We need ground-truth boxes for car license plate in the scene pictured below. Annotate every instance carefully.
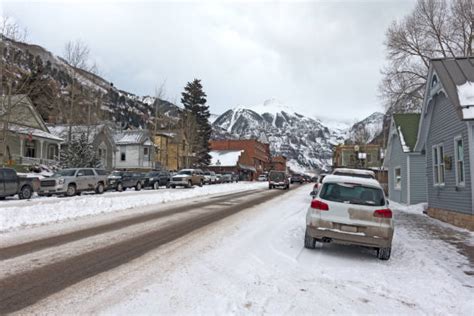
[340,225,357,233]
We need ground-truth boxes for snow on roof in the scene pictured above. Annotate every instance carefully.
[47,124,106,143]
[114,130,150,145]
[457,81,474,106]
[457,81,474,119]
[210,150,242,167]
[332,168,376,177]
[397,126,411,152]
[9,124,64,142]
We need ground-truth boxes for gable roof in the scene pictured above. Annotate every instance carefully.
[0,95,48,131]
[393,113,421,153]
[48,124,111,144]
[113,130,150,145]
[431,57,474,120]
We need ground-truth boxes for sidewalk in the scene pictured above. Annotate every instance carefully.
[392,203,474,278]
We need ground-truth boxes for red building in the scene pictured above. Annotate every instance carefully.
[271,155,287,171]
[209,139,271,180]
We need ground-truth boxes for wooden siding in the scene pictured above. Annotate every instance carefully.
[426,93,472,215]
[408,154,427,204]
[387,131,406,203]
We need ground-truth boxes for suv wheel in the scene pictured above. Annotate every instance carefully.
[377,247,391,260]
[66,184,77,197]
[19,185,32,200]
[199,180,203,187]
[153,182,159,190]
[135,182,142,191]
[96,182,105,194]
[116,183,124,192]
[304,229,316,249]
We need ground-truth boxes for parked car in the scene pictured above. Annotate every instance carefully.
[230,172,239,182]
[144,170,170,189]
[268,170,290,190]
[290,174,304,184]
[39,168,108,197]
[0,168,40,200]
[170,169,204,188]
[203,171,217,184]
[305,175,393,260]
[221,173,233,183]
[257,174,267,181]
[332,168,376,179]
[107,171,146,191]
[215,174,223,184]
[311,173,328,196]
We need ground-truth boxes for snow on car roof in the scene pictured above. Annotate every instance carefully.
[332,168,376,176]
[323,175,382,189]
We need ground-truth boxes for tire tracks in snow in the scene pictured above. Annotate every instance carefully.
[0,186,298,314]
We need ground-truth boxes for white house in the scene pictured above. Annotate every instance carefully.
[113,130,154,170]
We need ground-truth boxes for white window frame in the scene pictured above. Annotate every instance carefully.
[432,143,445,186]
[454,136,465,187]
[394,167,401,190]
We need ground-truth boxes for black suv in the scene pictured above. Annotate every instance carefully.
[144,170,170,189]
[290,174,304,184]
[107,171,146,191]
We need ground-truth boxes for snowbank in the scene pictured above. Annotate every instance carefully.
[0,182,267,232]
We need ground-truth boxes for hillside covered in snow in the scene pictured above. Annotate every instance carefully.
[212,99,384,173]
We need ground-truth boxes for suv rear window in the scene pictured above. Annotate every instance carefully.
[269,172,285,181]
[95,169,108,176]
[320,182,385,206]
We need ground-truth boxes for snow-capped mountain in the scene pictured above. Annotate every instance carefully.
[346,112,385,143]
[212,100,384,173]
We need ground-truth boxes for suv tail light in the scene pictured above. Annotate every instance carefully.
[374,209,392,218]
[311,199,329,211]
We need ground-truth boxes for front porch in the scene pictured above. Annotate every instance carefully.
[4,125,63,167]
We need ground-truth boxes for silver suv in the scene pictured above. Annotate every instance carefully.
[170,169,204,188]
[39,168,108,197]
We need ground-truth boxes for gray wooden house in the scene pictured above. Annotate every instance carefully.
[384,114,426,205]
[414,57,473,230]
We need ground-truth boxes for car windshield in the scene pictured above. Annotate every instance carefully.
[178,170,192,175]
[269,172,285,181]
[111,171,124,177]
[146,172,158,177]
[52,169,76,177]
[319,182,385,206]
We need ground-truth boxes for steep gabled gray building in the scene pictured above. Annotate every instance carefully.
[414,57,474,230]
[384,114,426,205]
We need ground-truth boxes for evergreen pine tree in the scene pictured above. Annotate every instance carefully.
[60,132,101,168]
[180,79,211,166]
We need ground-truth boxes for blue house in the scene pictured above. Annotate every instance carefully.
[384,113,427,205]
[414,57,474,230]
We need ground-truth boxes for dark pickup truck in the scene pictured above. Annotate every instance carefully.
[0,168,40,200]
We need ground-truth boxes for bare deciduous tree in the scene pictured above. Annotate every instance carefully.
[380,0,473,114]
[0,15,28,41]
[62,40,97,141]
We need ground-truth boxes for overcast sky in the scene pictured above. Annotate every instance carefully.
[3,0,415,122]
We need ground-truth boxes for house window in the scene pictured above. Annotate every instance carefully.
[120,147,126,161]
[432,144,445,185]
[454,137,465,186]
[143,147,149,156]
[394,167,401,190]
[25,141,36,158]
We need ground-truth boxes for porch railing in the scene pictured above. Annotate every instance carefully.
[11,155,59,166]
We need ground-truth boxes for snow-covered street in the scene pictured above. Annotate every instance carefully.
[0,182,267,232]
[14,184,473,315]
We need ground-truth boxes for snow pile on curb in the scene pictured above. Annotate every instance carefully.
[0,182,267,232]
[389,201,427,214]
